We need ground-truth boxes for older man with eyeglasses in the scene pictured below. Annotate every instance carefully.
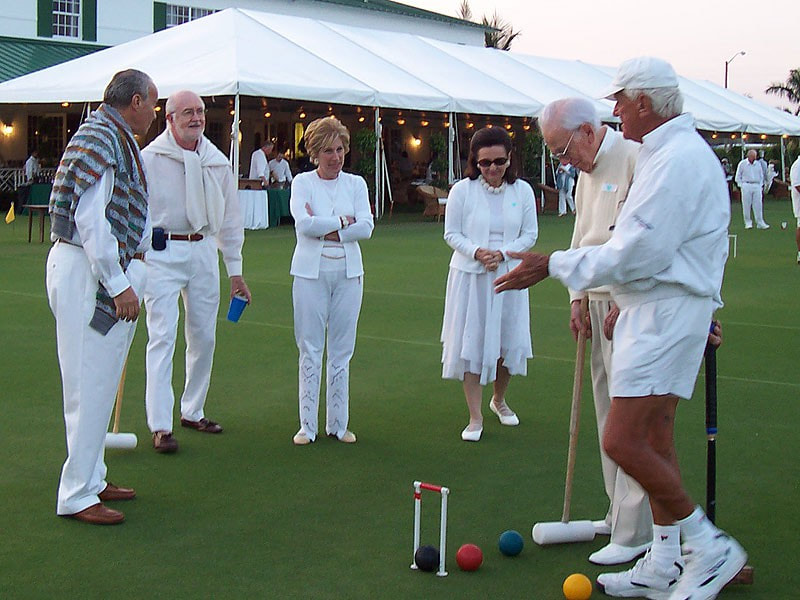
[539,97,653,567]
[496,58,746,600]
[141,90,251,454]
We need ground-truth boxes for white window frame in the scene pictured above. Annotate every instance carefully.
[166,4,216,28]
[52,0,81,39]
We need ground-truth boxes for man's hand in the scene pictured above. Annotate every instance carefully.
[494,251,550,292]
[569,299,591,342]
[708,320,723,348]
[603,302,619,340]
[230,276,252,303]
[113,287,140,322]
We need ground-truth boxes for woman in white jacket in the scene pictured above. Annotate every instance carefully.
[289,117,374,445]
[441,127,538,441]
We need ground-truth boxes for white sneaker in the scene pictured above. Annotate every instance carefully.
[744,223,753,229]
[596,549,684,599]
[489,398,519,426]
[756,223,770,229]
[667,532,747,600]
[292,431,313,445]
[590,541,652,565]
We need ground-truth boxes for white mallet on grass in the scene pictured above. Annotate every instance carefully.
[104,360,138,450]
[532,299,595,545]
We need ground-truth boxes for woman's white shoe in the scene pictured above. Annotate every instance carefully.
[461,425,483,441]
[489,399,519,426]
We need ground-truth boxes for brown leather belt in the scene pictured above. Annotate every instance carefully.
[132,252,145,261]
[167,233,204,241]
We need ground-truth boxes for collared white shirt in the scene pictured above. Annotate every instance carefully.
[735,159,764,186]
[269,157,293,183]
[249,149,270,182]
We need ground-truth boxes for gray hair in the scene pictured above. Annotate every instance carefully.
[103,69,154,109]
[624,87,683,119]
[539,98,601,133]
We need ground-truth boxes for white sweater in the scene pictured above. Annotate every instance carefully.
[549,113,729,309]
[568,128,639,302]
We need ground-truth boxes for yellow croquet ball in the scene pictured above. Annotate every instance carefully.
[562,573,592,600]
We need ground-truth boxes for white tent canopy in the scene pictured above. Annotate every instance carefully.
[1,7,799,135]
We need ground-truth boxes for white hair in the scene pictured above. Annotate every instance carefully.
[624,87,683,119]
[539,98,601,133]
[165,90,204,116]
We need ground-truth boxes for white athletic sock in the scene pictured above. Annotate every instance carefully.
[650,524,681,567]
[676,506,718,546]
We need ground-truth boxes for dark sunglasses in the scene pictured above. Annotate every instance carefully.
[476,157,509,168]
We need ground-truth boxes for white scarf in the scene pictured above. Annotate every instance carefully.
[145,129,228,234]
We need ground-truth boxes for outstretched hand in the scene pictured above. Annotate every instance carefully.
[494,251,550,292]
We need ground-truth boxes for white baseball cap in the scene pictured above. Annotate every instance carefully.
[601,56,679,99]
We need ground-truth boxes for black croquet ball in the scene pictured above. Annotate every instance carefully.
[414,545,440,572]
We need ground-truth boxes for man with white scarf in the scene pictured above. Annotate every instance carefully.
[142,90,251,454]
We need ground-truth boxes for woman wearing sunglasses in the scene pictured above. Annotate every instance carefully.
[441,126,539,441]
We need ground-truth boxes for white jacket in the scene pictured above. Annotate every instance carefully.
[289,170,374,279]
[444,177,538,273]
[549,113,730,309]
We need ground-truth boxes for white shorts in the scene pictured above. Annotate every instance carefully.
[610,295,712,400]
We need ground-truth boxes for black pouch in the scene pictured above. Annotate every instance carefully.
[152,227,166,251]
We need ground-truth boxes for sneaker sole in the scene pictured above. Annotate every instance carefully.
[596,580,672,600]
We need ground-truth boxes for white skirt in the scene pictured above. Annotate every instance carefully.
[441,263,533,385]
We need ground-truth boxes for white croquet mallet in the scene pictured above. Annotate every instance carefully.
[104,360,138,450]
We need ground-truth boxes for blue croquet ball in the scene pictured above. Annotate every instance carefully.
[414,545,440,572]
[499,530,524,556]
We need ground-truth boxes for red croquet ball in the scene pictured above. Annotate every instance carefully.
[456,543,483,571]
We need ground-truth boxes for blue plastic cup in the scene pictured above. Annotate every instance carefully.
[227,294,248,323]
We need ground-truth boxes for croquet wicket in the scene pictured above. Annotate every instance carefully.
[411,481,449,577]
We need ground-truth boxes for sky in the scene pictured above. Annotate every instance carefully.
[403,0,799,112]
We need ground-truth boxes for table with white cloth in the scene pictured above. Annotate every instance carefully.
[238,189,269,229]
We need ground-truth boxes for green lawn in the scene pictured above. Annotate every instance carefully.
[0,200,797,599]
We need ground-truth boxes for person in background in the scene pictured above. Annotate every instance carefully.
[289,116,374,445]
[441,126,538,442]
[539,97,652,566]
[46,69,157,525]
[790,154,800,264]
[25,149,41,182]
[764,159,778,195]
[249,140,274,187]
[735,149,769,229]
[269,147,293,188]
[555,157,577,216]
[495,57,747,600]
[141,90,251,454]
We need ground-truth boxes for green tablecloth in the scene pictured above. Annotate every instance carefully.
[268,188,291,228]
[16,182,52,215]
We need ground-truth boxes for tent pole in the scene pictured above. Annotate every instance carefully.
[780,136,786,181]
[374,107,381,218]
[540,137,546,210]
[452,113,461,180]
[230,93,241,176]
[448,111,455,186]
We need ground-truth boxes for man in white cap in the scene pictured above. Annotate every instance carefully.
[539,97,653,567]
[495,57,746,600]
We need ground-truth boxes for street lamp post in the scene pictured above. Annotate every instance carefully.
[724,51,746,88]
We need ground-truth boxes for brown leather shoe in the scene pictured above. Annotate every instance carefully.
[180,417,223,433]
[153,431,179,453]
[65,503,124,525]
[99,483,136,502]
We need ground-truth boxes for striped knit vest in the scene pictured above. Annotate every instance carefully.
[49,103,148,335]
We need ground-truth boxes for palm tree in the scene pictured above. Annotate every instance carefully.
[457,1,521,51]
[765,68,800,115]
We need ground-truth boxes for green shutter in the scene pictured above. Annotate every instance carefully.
[82,0,97,41]
[37,0,53,38]
[154,2,167,32]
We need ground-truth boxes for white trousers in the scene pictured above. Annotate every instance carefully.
[292,261,363,441]
[589,298,653,546]
[740,183,766,227]
[558,181,575,215]
[144,238,220,432]
[46,243,145,515]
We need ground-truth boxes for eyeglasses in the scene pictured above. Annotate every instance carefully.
[177,108,208,118]
[552,131,576,160]
[476,157,509,168]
